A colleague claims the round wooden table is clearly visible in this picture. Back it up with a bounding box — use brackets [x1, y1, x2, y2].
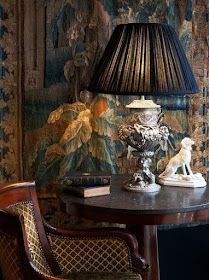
[58, 174, 209, 280]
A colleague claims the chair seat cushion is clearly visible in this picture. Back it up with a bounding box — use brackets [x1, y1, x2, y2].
[58, 272, 142, 280]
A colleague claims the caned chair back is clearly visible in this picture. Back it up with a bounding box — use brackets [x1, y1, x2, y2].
[0, 182, 61, 278]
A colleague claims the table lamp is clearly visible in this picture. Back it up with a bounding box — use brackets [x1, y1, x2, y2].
[88, 23, 199, 192]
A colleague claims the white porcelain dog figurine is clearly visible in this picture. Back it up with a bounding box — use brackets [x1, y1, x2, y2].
[159, 137, 206, 188]
[159, 137, 194, 178]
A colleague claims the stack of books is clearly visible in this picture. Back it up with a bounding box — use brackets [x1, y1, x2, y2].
[60, 173, 111, 198]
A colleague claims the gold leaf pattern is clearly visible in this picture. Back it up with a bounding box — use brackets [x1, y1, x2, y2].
[60, 109, 93, 153]
[48, 102, 87, 124]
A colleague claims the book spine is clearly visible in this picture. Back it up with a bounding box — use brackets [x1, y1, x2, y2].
[63, 176, 111, 186]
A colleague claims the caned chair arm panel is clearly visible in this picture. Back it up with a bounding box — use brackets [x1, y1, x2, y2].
[47, 232, 132, 273]
[44, 222, 149, 274]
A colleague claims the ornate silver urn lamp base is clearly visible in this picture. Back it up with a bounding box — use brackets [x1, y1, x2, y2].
[119, 97, 169, 193]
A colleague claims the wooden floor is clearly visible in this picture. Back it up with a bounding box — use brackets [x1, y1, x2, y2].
[158, 224, 209, 280]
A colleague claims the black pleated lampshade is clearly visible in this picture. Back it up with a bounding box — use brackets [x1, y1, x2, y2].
[88, 23, 198, 96]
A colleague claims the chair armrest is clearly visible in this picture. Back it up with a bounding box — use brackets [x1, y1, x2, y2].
[43, 220, 149, 274]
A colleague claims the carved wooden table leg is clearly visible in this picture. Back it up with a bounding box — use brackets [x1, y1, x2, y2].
[128, 224, 160, 280]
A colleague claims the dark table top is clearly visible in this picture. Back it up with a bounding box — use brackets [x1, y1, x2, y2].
[59, 174, 209, 216]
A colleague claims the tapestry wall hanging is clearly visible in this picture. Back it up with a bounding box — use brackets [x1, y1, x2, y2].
[0, 0, 208, 185]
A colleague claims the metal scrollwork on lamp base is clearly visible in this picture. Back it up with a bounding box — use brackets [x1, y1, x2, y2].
[119, 99, 169, 193]
[125, 151, 161, 193]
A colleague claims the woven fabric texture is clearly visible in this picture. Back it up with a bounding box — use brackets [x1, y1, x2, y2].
[48, 234, 132, 274]
[7, 202, 51, 275]
[0, 231, 24, 280]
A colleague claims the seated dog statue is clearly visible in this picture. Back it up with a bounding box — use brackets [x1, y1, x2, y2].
[159, 137, 206, 188]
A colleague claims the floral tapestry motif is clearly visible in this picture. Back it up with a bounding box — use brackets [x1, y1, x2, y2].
[0, 1, 20, 183]
[22, 0, 205, 186]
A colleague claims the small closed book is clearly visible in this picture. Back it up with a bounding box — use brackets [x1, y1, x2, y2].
[61, 173, 111, 186]
[64, 185, 110, 198]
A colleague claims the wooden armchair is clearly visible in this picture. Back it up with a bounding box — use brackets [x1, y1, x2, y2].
[0, 181, 149, 280]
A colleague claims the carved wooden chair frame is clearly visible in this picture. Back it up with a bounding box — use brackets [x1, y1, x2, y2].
[0, 181, 149, 279]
